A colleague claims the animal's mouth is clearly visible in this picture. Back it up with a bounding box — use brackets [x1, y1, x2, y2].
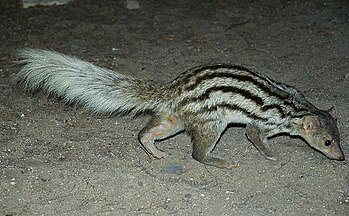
[325, 150, 345, 161]
[333, 155, 345, 161]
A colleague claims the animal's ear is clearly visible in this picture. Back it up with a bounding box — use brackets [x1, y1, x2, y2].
[302, 116, 320, 133]
[327, 106, 337, 119]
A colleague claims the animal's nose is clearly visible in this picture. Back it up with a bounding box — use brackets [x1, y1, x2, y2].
[338, 155, 345, 161]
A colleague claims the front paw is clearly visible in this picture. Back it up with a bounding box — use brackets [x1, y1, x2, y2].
[265, 154, 277, 161]
[258, 148, 277, 161]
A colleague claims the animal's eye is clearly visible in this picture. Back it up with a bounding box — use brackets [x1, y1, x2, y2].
[324, 140, 332, 146]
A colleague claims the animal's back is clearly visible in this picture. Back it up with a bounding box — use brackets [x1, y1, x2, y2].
[167, 64, 299, 128]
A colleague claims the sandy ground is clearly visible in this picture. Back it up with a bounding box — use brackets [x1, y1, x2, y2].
[0, 0, 348, 215]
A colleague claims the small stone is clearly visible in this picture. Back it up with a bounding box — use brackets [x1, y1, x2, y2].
[162, 163, 184, 174]
[10, 178, 16, 185]
[184, 193, 192, 203]
[345, 73, 349, 80]
[126, 0, 140, 10]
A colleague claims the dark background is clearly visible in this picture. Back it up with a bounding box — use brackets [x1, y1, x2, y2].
[1, 0, 348, 215]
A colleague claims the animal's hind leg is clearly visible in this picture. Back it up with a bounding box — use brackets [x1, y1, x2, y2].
[138, 114, 184, 158]
[190, 120, 239, 169]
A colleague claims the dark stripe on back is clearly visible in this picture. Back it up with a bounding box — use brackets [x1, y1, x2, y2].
[188, 102, 269, 122]
[180, 85, 264, 106]
[174, 64, 312, 118]
[173, 64, 253, 87]
[261, 104, 286, 118]
[182, 67, 290, 103]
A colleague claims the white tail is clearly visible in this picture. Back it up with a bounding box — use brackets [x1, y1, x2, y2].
[16, 49, 170, 115]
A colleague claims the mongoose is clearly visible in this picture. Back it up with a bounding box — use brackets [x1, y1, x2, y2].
[16, 49, 345, 168]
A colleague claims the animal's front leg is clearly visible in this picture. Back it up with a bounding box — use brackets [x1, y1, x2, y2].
[245, 124, 276, 161]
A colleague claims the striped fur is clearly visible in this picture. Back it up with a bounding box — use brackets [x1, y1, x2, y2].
[171, 64, 310, 127]
[16, 49, 345, 168]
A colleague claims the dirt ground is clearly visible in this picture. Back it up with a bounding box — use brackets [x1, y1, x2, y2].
[0, 0, 348, 215]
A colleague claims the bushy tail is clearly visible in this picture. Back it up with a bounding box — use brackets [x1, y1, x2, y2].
[16, 48, 170, 115]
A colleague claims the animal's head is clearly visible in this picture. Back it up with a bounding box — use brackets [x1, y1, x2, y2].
[297, 108, 345, 161]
